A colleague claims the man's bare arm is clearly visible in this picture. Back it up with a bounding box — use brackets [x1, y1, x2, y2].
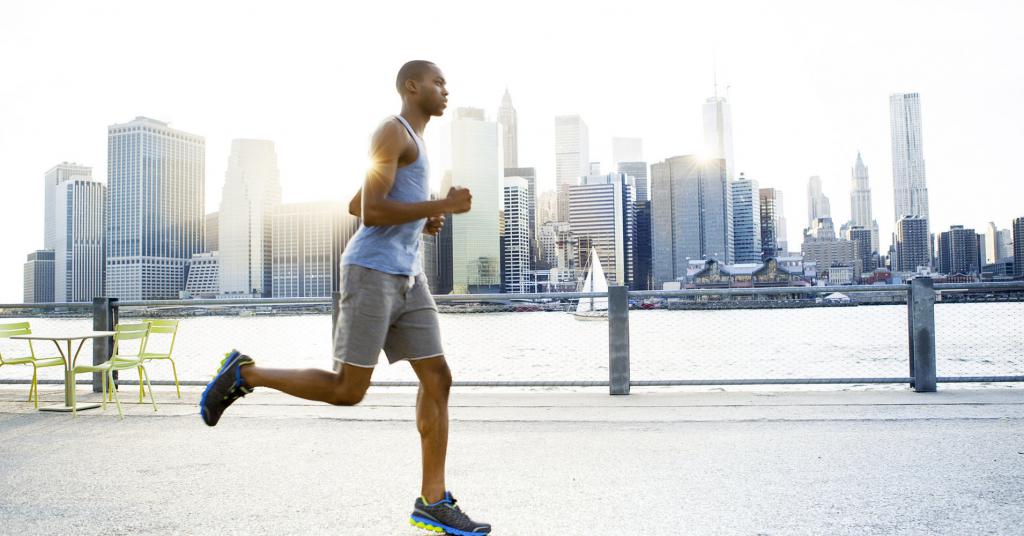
[356, 120, 471, 226]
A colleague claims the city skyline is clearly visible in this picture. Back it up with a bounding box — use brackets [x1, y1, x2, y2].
[3, 1, 1024, 300]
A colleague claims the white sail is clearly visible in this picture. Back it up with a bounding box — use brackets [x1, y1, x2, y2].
[576, 248, 609, 313]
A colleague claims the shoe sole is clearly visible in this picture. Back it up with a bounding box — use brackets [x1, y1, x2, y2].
[199, 349, 242, 426]
[410, 515, 490, 535]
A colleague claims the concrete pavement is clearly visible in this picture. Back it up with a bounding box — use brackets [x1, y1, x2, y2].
[1, 385, 1022, 535]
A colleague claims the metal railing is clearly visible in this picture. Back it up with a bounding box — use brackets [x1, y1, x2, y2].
[1, 279, 1022, 394]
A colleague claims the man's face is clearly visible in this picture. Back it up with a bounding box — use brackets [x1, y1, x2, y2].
[416, 66, 448, 117]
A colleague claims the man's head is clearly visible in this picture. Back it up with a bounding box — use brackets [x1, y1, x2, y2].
[396, 60, 448, 116]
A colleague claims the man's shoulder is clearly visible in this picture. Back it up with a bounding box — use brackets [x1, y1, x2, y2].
[371, 116, 412, 146]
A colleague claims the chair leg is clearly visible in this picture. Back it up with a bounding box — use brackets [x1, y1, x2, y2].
[170, 358, 181, 399]
[141, 367, 157, 412]
[30, 366, 38, 408]
[100, 372, 107, 411]
[138, 366, 145, 403]
[109, 371, 124, 420]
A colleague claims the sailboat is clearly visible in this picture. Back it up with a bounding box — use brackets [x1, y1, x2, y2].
[572, 248, 609, 321]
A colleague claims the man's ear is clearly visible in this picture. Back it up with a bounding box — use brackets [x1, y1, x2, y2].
[404, 78, 419, 95]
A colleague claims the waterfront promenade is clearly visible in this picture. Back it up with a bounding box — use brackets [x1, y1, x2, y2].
[1, 384, 1022, 535]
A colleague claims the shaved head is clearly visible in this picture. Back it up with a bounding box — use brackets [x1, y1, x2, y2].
[396, 60, 437, 95]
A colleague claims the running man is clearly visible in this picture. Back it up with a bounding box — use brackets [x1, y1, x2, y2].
[199, 60, 492, 535]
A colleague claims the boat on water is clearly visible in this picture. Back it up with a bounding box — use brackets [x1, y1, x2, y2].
[572, 248, 609, 321]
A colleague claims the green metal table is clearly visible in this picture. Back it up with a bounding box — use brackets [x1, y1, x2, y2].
[11, 331, 117, 412]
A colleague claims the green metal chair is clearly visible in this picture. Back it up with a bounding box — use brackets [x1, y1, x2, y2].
[0, 322, 65, 408]
[72, 322, 156, 419]
[138, 319, 180, 400]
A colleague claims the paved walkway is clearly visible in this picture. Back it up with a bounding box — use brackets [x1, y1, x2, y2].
[1, 385, 1022, 535]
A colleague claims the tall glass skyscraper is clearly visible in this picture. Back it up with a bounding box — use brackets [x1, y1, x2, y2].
[218, 139, 281, 298]
[271, 202, 357, 298]
[106, 117, 205, 300]
[890, 93, 929, 225]
[703, 96, 735, 181]
[651, 156, 733, 287]
[806, 175, 831, 227]
[444, 108, 502, 294]
[55, 179, 106, 302]
[731, 174, 762, 264]
[555, 115, 589, 222]
[759, 188, 787, 259]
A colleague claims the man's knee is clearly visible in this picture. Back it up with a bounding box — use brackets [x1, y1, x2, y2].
[327, 376, 369, 406]
[328, 387, 366, 406]
[420, 361, 452, 394]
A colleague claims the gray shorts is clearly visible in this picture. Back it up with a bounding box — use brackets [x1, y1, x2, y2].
[333, 264, 444, 368]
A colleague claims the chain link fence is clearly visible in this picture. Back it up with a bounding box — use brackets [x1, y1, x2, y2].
[2, 281, 1022, 390]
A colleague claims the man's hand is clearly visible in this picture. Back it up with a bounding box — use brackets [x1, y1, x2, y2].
[424, 214, 445, 236]
[445, 186, 472, 214]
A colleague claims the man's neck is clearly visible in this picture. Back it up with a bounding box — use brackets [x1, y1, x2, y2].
[399, 105, 429, 137]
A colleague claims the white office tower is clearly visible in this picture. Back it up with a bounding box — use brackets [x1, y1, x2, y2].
[218, 139, 282, 298]
[555, 115, 589, 222]
[703, 96, 735, 181]
[651, 156, 733, 287]
[890, 93, 929, 226]
[184, 252, 220, 299]
[503, 177, 531, 293]
[55, 179, 106, 302]
[43, 162, 92, 251]
[23, 250, 55, 303]
[849, 152, 880, 254]
[731, 174, 762, 263]
[568, 173, 635, 287]
[498, 88, 518, 168]
[443, 107, 502, 293]
[806, 176, 831, 227]
[106, 117, 205, 300]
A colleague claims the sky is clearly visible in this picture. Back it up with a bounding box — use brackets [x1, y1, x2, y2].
[2, 0, 1023, 302]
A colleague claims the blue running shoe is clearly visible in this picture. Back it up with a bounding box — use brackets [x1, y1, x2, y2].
[199, 349, 254, 426]
[409, 492, 491, 535]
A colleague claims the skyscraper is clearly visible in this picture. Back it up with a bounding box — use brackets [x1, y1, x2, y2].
[617, 161, 649, 203]
[555, 115, 589, 222]
[703, 95, 735, 181]
[218, 139, 282, 298]
[105, 117, 205, 300]
[504, 167, 537, 266]
[502, 177, 531, 293]
[498, 88, 518, 168]
[895, 215, 930, 273]
[23, 250, 55, 303]
[634, 201, 653, 290]
[55, 178, 106, 302]
[205, 212, 219, 253]
[849, 226, 874, 276]
[731, 174, 762, 263]
[1013, 217, 1023, 277]
[271, 202, 358, 298]
[444, 107, 502, 293]
[807, 176, 831, 227]
[759, 188, 787, 258]
[651, 156, 733, 287]
[937, 225, 982, 275]
[568, 172, 635, 287]
[43, 162, 92, 251]
[890, 93, 930, 226]
[612, 137, 643, 165]
[849, 152, 880, 254]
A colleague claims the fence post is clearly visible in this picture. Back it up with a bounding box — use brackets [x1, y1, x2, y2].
[908, 277, 937, 393]
[608, 286, 630, 395]
[92, 297, 117, 393]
